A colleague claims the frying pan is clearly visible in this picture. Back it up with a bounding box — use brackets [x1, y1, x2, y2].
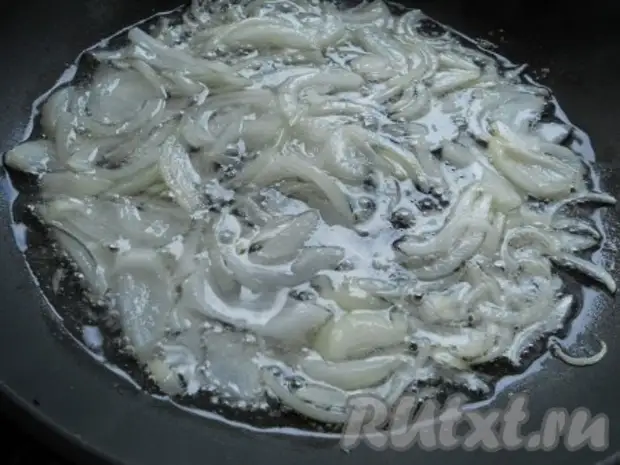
[0, 0, 619, 464]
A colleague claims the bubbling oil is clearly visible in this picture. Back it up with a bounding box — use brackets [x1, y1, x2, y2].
[3, 0, 613, 432]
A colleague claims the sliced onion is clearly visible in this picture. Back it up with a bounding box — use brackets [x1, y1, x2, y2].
[39, 171, 113, 197]
[350, 55, 395, 82]
[301, 354, 405, 390]
[313, 310, 408, 362]
[203, 17, 320, 51]
[488, 135, 582, 199]
[548, 336, 607, 367]
[4, 139, 58, 175]
[430, 69, 481, 96]
[158, 136, 205, 214]
[246, 155, 354, 225]
[249, 210, 319, 265]
[342, 0, 392, 28]
[127, 27, 251, 89]
[252, 301, 332, 344]
[261, 369, 349, 423]
[311, 274, 392, 311]
[550, 252, 616, 294]
[111, 249, 174, 359]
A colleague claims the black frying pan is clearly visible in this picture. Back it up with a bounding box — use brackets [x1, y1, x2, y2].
[1, 1, 619, 464]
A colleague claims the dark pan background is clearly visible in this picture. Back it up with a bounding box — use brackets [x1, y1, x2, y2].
[1, 1, 620, 465]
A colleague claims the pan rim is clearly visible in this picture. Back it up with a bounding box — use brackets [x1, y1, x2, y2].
[1, 1, 620, 464]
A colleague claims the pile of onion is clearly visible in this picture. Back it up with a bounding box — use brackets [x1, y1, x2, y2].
[5, 0, 615, 424]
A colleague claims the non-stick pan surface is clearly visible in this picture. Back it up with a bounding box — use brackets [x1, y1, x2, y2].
[1, 1, 619, 464]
